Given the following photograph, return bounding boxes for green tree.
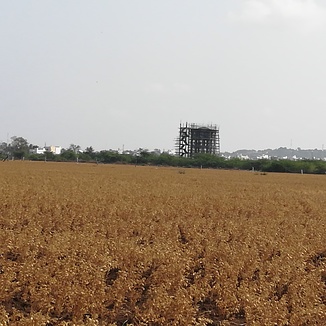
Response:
[60,149,77,161]
[69,144,81,154]
[84,146,96,160]
[10,136,29,159]
[98,151,120,163]
[44,151,55,161]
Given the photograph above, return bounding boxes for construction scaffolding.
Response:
[176,123,220,157]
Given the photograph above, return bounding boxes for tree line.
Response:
[1,136,326,174]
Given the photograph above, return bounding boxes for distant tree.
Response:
[11,136,28,149]
[153,153,176,166]
[98,150,120,163]
[0,142,7,148]
[313,160,326,174]
[261,160,287,173]
[10,136,29,159]
[69,144,81,154]
[85,146,94,154]
[84,146,96,160]
[60,149,77,161]
[119,153,133,164]
[44,151,55,161]
[138,150,151,163]
[29,144,38,150]
[29,154,45,162]
[0,142,9,161]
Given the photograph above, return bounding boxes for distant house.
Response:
[30,146,62,155]
[237,154,250,160]
[31,147,46,155]
[257,154,270,160]
[45,146,62,155]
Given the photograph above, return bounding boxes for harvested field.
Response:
[0,161,325,325]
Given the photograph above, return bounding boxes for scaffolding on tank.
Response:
[176,123,220,157]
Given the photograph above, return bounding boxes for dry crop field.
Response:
[0,161,325,326]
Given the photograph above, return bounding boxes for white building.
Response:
[45,146,62,155]
[31,146,62,155]
[31,147,46,155]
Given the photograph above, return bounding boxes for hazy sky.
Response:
[1,0,326,152]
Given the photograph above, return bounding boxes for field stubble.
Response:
[0,162,325,325]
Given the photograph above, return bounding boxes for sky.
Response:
[1,0,326,152]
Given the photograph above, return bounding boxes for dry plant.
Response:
[0,162,325,325]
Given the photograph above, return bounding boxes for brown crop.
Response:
[0,161,325,325]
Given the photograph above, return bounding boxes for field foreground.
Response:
[0,162,325,325]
